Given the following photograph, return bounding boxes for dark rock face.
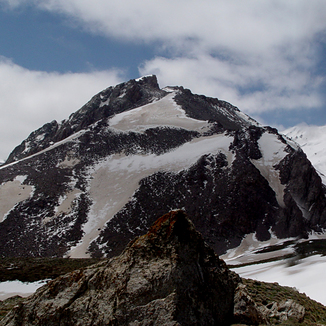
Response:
[90,150,279,257]
[173,87,255,130]
[276,150,326,234]
[0,211,237,326]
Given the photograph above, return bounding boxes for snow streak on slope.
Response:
[0,129,87,170]
[68,133,234,257]
[284,124,326,184]
[0,176,34,222]
[109,92,210,133]
[251,132,288,207]
[221,233,297,265]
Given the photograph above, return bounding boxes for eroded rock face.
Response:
[0,210,237,326]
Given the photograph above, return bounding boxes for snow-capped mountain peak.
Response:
[284,123,326,184]
[0,76,325,261]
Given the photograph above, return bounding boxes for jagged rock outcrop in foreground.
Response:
[1,210,238,326]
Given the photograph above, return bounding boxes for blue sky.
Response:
[0,0,325,160]
[0,5,156,75]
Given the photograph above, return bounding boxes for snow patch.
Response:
[135,75,155,82]
[53,189,82,217]
[231,254,326,306]
[14,175,27,184]
[306,230,326,240]
[0,279,49,301]
[57,154,80,168]
[99,98,110,108]
[0,176,34,222]
[109,92,210,133]
[35,134,45,142]
[251,132,287,207]
[162,86,178,92]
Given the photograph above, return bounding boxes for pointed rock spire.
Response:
[1,210,238,326]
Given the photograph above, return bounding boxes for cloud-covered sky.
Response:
[0,0,326,160]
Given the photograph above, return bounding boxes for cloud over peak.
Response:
[4,0,322,110]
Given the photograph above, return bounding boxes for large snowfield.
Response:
[230,254,326,306]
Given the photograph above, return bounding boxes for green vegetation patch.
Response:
[243,278,326,325]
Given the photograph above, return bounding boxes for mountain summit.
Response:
[0,75,325,258]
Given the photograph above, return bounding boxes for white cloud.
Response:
[3,1,325,50]
[3,1,323,109]
[139,51,323,114]
[0,57,124,160]
[18,1,323,48]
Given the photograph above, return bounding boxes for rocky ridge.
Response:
[285,124,326,184]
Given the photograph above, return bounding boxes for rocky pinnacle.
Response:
[1,210,237,326]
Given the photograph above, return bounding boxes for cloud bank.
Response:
[3,0,325,111]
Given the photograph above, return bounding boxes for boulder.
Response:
[259,299,305,323]
[233,283,269,325]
